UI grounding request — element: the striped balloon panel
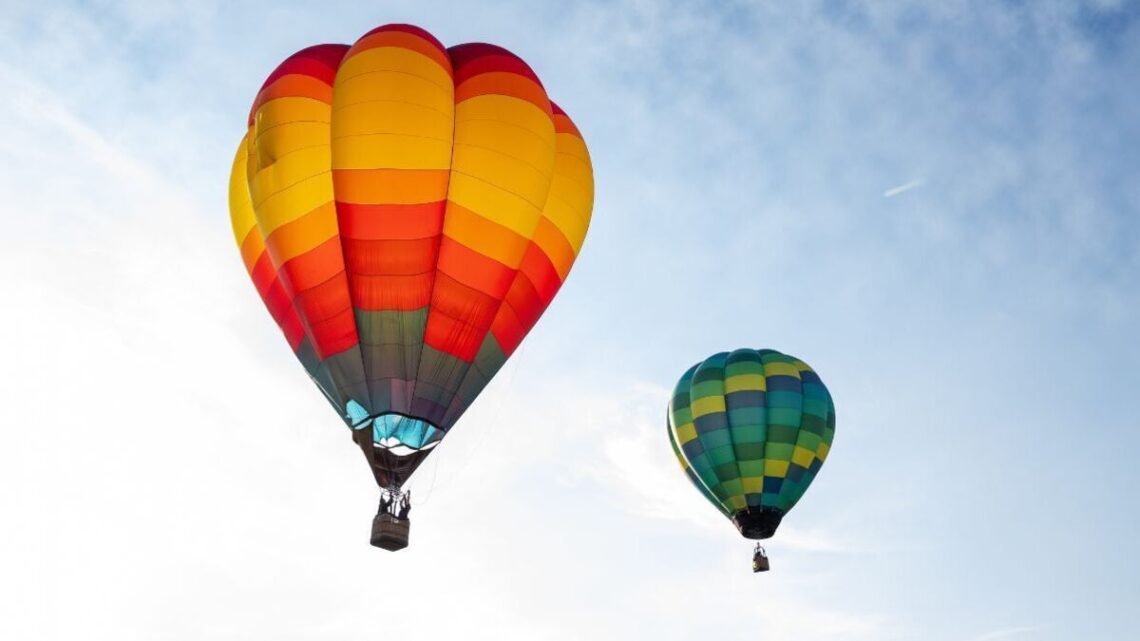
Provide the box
[667,348,835,525]
[330,26,455,420]
[229,25,593,455]
[228,136,343,409]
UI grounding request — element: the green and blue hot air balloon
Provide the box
[667,348,835,571]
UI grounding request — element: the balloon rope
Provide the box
[439,339,528,490]
[411,434,442,507]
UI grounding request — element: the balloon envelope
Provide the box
[229,24,593,489]
[668,348,835,539]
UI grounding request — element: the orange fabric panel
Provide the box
[252,74,335,111]
[455,72,551,113]
[332,169,450,204]
[436,238,516,298]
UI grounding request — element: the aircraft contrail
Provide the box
[883,177,926,197]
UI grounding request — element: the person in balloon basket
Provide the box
[397,493,411,521]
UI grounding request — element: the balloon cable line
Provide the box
[424,339,524,499]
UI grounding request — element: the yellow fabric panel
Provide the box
[263,202,339,262]
[253,173,335,236]
[441,204,530,266]
[817,442,831,461]
[330,46,454,177]
[538,134,593,254]
[332,169,449,204]
[725,373,767,393]
[792,446,815,468]
[552,135,593,197]
[228,135,256,246]
[446,92,554,251]
[333,100,452,139]
[336,47,453,94]
[690,395,727,418]
[332,134,452,170]
[444,172,543,240]
[453,114,555,172]
[742,477,764,493]
[248,145,332,208]
[250,98,331,186]
[450,96,554,210]
[763,362,803,378]
[252,98,330,140]
[252,121,333,161]
[333,71,452,111]
[450,144,552,205]
[728,496,747,510]
[246,88,335,239]
[456,94,555,141]
[675,423,698,445]
[765,459,791,477]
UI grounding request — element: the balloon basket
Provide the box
[371,512,410,551]
[752,543,770,573]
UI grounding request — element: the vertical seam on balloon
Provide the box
[321,45,376,417]
[405,49,460,427]
[725,350,751,516]
[692,354,732,514]
[409,46,555,432]
[779,358,806,513]
[670,366,729,517]
[760,350,775,512]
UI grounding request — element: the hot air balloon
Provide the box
[667,348,834,572]
[228,24,593,550]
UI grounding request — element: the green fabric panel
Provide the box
[765,442,795,460]
[734,442,766,459]
[738,460,765,477]
[729,423,766,443]
[767,408,802,427]
[707,445,737,467]
[767,424,798,443]
[796,431,823,452]
[727,406,766,426]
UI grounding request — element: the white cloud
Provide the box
[965,626,1044,641]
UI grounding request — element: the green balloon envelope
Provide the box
[668,348,835,539]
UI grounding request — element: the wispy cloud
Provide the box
[964,625,1043,641]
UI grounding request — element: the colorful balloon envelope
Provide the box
[668,349,835,542]
[228,24,593,539]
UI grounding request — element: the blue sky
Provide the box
[1,1,1137,640]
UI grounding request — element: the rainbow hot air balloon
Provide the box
[667,349,835,572]
[228,24,593,550]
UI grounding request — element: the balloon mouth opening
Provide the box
[344,402,444,458]
[732,508,784,540]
